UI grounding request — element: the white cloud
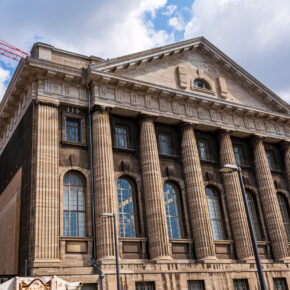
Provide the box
[184,0,290,103]
[168,15,185,31]
[162,5,177,16]
[0,0,170,59]
[0,67,10,101]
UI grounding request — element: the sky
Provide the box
[1,0,290,104]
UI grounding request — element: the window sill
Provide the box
[213,240,234,244]
[113,147,136,154]
[119,237,147,242]
[169,238,193,243]
[200,159,217,165]
[159,153,179,160]
[61,140,88,148]
[270,168,282,174]
[60,236,93,241]
[240,164,252,169]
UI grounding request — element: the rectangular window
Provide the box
[233,144,245,166]
[135,282,155,290]
[66,118,81,143]
[233,279,249,290]
[266,150,277,170]
[81,284,97,290]
[158,133,172,155]
[273,278,288,290]
[114,125,129,149]
[198,139,210,161]
[188,280,205,290]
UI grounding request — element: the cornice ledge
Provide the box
[0,59,26,116]
[90,71,290,121]
[27,57,83,77]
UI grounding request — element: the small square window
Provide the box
[266,150,277,171]
[198,139,210,161]
[233,279,249,290]
[158,133,172,155]
[273,278,288,290]
[66,118,81,143]
[135,282,155,290]
[188,280,205,290]
[114,125,129,149]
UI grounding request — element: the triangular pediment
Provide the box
[91,37,289,115]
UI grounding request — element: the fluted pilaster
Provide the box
[180,124,215,260]
[281,141,290,190]
[34,103,59,260]
[92,107,115,259]
[218,130,253,260]
[139,115,171,260]
[252,136,288,260]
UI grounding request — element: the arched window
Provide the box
[117,177,137,237]
[246,191,263,241]
[163,182,183,239]
[63,171,86,237]
[193,78,211,90]
[277,193,290,241]
[206,187,226,240]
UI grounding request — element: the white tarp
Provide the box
[0,276,82,290]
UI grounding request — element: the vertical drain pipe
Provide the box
[82,67,105,290]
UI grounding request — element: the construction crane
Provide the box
[0,39,29,61]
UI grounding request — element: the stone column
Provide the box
[218,130,253,260]
[34,102,59,260]
[139,115,171,260]
[92,107,115,260]
[281,141,290,190]
[180,124,216,260]
[252,136,288,260]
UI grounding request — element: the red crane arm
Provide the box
[0,39,29,61]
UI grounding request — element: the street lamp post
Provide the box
[220,164,267,290]
[100,213,121,290]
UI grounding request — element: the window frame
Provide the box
[193,78,211,90]
[197,138,211,161]
[135,282,155,290]
[163,181,184,239]
[63,171,86,237]
[65,117,81,143]
[233,144,246,166]
[233,279,249,290]
[61,108,87,147]
[158,131,173,156]
[245,190,264,241]
[117,176,139,238]
[188,280,205,290]
[114,124,130,149]
[277,193,290,241]
[265,149,279,171]
[205,186,227,240]
[273,278,288,290]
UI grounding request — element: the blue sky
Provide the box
[1,0,290,104]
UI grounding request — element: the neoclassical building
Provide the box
[0,37,290,290]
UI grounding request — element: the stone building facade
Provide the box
[0,37,290,289]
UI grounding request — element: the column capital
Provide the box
[250,134,265,144]
[36,96,60,107]
[217,128,233,137]
[92,104,112,113]
[179,122,196,133]
[138,113,157,122]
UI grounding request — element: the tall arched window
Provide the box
[163,182,183,239]
[277,193,290,241]
[246,191,263,241]
[206,187,226,240]
[63,171,86,237]
[117,177,137,237]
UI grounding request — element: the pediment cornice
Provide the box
[91,37,289,114]
[89,70,290,121]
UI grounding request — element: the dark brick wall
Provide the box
[0,102,34,275]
